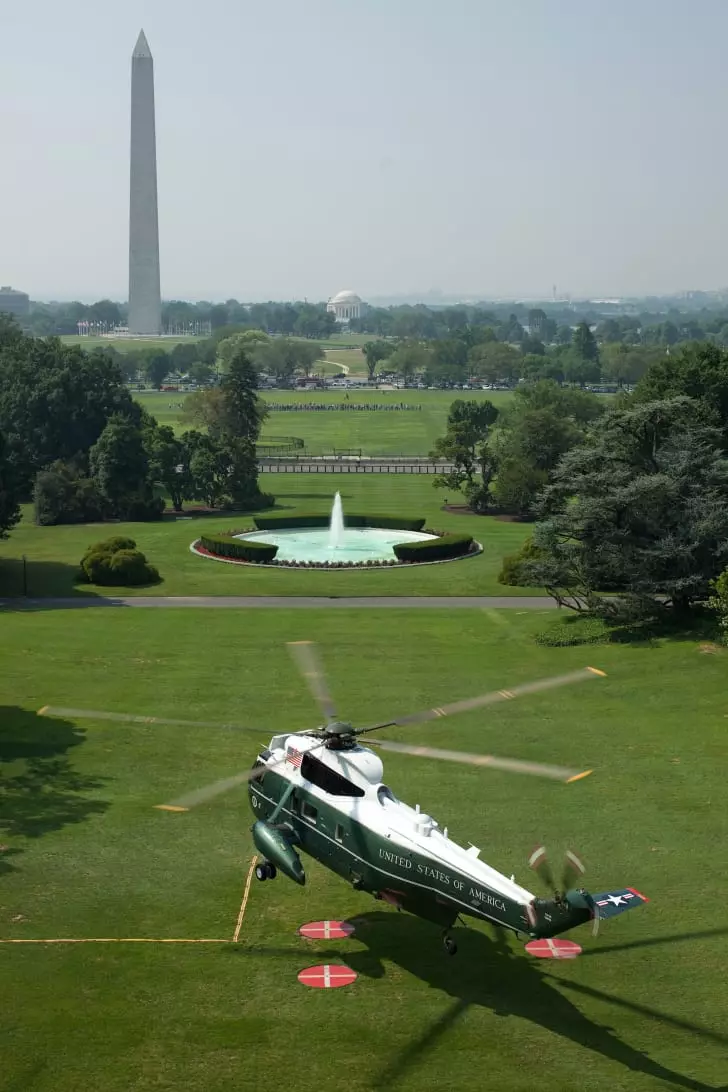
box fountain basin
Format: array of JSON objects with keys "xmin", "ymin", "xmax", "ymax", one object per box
[{"xmin": 235, "ymin": 527, "xmax": 437, "ymax": 564}]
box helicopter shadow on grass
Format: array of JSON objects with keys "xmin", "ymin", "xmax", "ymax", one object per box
[
  {"xmin": 343, "ymin": 911, "xmax": 727, "ymax": 1092},
  {"xmin": 0, "ymin": 707, "xmax": 110, "ymax": 874}
]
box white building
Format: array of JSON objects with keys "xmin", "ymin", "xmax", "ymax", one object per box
[{"xmin": 327, "ymin": 289, "xmax": 363, "ymax": 323}]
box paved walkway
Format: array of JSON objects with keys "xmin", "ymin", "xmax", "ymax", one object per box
[{"xmin": 0, "ymin": 595, "xmax": 559, "ymax": 610}]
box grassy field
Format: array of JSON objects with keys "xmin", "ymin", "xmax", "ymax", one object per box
[
  {"xmin": 60, "ymin": 336, "xmax": 205, "ymax": 353},
  {"xmin": 136, "ymin": 388, "xmax": 515, "ymax": 454},
  {"xmin": 1, "ymin": 607, "xmax": 726, "ymax": 1091},
  {"xmin": 0, "ymin": 477, "xmax": 533, "ymax": 599}
]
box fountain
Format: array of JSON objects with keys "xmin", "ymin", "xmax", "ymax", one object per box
[
  {"xmin": 232, "ymin": 493, "xmax": 437, "ymax": 564},
  {"xmin": 329, "ymin": 491, "xmax": 345, "ymax": 550}
]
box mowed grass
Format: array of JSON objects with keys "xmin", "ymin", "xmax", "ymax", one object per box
[
  {"xmin": 60, "ymin": 336, "xmax": 204, "ymax": 353},
  {"xmin": 136, "ymin": 388, "xmax": 516, "ymax": 453},
  {"xmin": 0, "ymin": 476, "xmax": 533, "ymax": 599},
  {"xmin": 0, "ymin": 608, "xmax": 726, "ymax": 1091}
]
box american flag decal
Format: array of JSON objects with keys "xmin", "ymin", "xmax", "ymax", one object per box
[{"xmin": 287, "ymin": 747, "xmax": 303, "ymax": 769}]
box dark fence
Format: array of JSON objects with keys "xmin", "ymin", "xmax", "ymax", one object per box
[{"xmin": 258, "ymin": 457, "xmax": 454, "ymax": 475}]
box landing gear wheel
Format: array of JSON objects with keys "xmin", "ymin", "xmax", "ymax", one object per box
[
  {"xmin": 255, "ymin": 863, "xmax": 268, "ymax": 882},
  {"xmin": 265, "ymin": 862, "xmax": 277, "ymax": 880},
  {"xmin": 442, "ymin": 933, "xmax": 458, "ymax": 956}
]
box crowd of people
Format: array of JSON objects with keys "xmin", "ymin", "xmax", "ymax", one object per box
[{"xmin": 266, "ymin": 402, "xmax": 422, "ymax": 412}]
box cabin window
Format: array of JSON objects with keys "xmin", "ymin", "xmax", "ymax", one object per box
[
  {"xmin": 300, "ymin": 752, "xmax": 365, "ymax": 798},
  {"xmin": 335, "ymin": 824, "xmax": 344, "ymax": 843},
  {"xmin": 301, "ymin": 800, "xmax": 318, "ymax": 823}
]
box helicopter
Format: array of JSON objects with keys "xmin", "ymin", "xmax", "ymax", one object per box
[{"xmin": 41, "ymin": 642, "xmax": 648, "ymax": 957}]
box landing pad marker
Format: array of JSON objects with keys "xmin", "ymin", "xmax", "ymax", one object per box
[
  {"xmin": 525, "ymin": 938, "xmax": 582, "ymax": 959},
  {"xmin": 298, "ymin": 963, "xmax": 357, "ymax": 989},
  {"xmin": 298, "ymin": 920, "xmax": 355, "ymax": 940}
]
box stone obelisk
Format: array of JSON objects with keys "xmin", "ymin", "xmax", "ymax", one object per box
[{"xmin": 128, "ymin": 30, "xmax": 161, "ymax": 335}]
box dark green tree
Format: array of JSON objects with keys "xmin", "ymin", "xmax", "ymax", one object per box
[
  {"xmin": 0, "ymin": 430, "xmax": 21, "ymax": 538},
  {"xmin": 144, "ymin": 351, "xmax": 170, "ymax": 389},
  {"xmin": 362, "ymin": 340, "xmax": 393, "ymax": 382},
  {"xmin": 89, "ymin": 416, "xmax": 162, "ymax": 520},
  {"xmin": 145, "ymin": 425, "xmax": 194, "ymax": 513},
  {"xmin": 0, "ymin": 335, "xmax": 141, "ymax": 493},
  {"xmin": 633, "ymin": 341, "xmax": 728, "ymax": 441},
  {"xmin": 572, "ymin": 321, "xmax": 599, "ymax": 363},
  {"xmin": 524, "ymin": 397, "xmax": 728, "ymax": 616},
  {"xmin": 431, "ymin": 399, "xmax": 499, "ymax": 512},
  {"xmin": 217, "ymin": 349, "xmax": 272, "ymax": 508}
]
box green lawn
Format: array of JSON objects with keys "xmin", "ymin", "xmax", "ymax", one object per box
[
  {"xmin": 60, "ymin": 336, "xmax": 204, "ymax": 353},
  {"xmin": 136, "ymin": 388, "xmax": 516, "ymax": 453},
  {"xmin": 1, "ymin": 608, "xmax": 725, "ymax": 1091},
  {"xmin": 0, "ymin": 477, "xmax": 533, "ymax": 599}
]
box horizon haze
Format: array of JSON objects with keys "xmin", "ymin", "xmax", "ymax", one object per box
[{"xmin": 2, "ymin": 0, "xmax": 728, "ymax": 303}]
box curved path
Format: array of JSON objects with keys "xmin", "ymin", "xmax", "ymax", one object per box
[{"xmin": 0, "ymin": 595, "xmax": 559, "ymax": 610}]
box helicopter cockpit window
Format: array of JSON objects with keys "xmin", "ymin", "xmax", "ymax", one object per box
[{"xmin": 300, "ymin": 753, "xmax": 365, "ymax": 798}]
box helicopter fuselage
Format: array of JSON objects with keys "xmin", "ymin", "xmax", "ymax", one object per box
[{"xmin": 247, "ymin": 734, "xmax": 592, "ymax": 940}]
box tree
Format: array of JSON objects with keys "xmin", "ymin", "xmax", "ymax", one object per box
[
  {"xmin": 468, "ymin": 342, "xmax": 520, "ymax": 386},
  {"xmin": 144, "ymin": 351, "xmax": 170, "ymax": 389},
  {"xmin": 387, "ymin": 343, "xmax": 431, "ymax": 386},
  {"xmin": 217, "ymin": 330, "xmax": 270, "ymax": 371},
  {"xmin": 362, "ymin": 340, "xmax": 393, "ymax": 382},
  {"xmin": 709, "ymin": 568, "xmax": 728, "ymax": 643},
  {"xmin": 33, "ymin": 459, "xmax": 104, "ymax": 526},
  {"xmin": 187, "ymin": 435, "xmax": 230, "ymax": 508},
  {"xmin": 181, "ymin": 387, "xmax": 226, "ymax": 431},
  {"xmin": 145, "ymin": 425, "xmax": 194, "ymax": 513},
  {"xmin": 187, "ymin": 359, "xmax": 214, "ymax": 386},
  {"xmin": 431, "ymin": 399, "xmax": 499, "ymax": 511},
  {"xmin": 572, "ymin": 321, "xmax": 599, "ymax": 363},
  {"xmin": 217, "ymin": 349, "xmax": 272, "ymax": 508},
  {"xmin": 490, "ymin": 382, "xmax": 602, "ymax": 516},
  {"xmin": 0, "ymin": 334, "xmax": 142, "ymax": 494},
  {"xmin": 89, "ymin": 416, "xmax": 162, "ymax": 520},
  {"xmin": 633, "ymin": 341, "xmax": 728, "ymax": 441},
  {"xmin": 0, "ymin": 430, "xmax": 20, "ymax": 538},
  {"xmin": 525, "ymin": 397, "xmax": 728, "ymax": 617}
]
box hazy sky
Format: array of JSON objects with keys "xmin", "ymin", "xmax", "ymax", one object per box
[{"xmin": 3, "ymin": 0, "xmax": 728, "ymax": 302}]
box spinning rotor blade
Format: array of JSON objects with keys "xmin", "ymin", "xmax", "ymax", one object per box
[
  {"xmin": 562, "ymin": 848, "xmax": 586, "ymax": 890},
  {"xmin": 38, "ymin": 706, "xmax": 261, "ymax": 734},
  {"xmin": 287, "ymin": 641, "xmax": 337, "ymax": 722},
  {"xmin": 369, "ymin": 741, "xmax": 592, "ymax": 783},
  {"xmin": 155, "ymin": 736, "xmax": 330, "ymax": 812},
  {"xmin": 357, "ymin": 666, "xmax": 606, "ymax": 735},
  {"xmin": 529, "ymin": 845, "xmax": 558, "ymax": 896}
]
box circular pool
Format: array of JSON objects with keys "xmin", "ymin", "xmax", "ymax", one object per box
[{"xmin": 235, "ymin": 527, "xmax": 437, "ymax": 564}]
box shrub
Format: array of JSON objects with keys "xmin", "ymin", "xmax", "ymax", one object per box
[
  {"xmin": 253, "ymin": 512, "xmax": 426, "ymax": 531},
  {"xmin": 533, "ymin": 616, "xmax": 611, "ymax": 647},
  {"xmin": 221, "ymin": 489, "xmax": 276, "ymax": 513},
  {"xmin": 393, "ymin": 533, "xmax": 474, "ymax": 562},
  {"xmin": 199, "ymin": 533, "xmax": 278, "ymax": 563},
  {"xmin": 80, "ymin": 536, "xmax": 160, "ymax": 586},
  {"xmin": 498, "ymin": 536, "xmax": 543, "ymax": 586},
  {"xmin": 34, "ymin": 462, "xmax": 105, "ymax": 526},
  {"xmin": 709, "ymin": 568, "xmax": 728, "ymax": 644}
]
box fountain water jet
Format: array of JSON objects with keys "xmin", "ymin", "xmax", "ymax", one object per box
[{"xmin": 329, "ymin": 491, "xmax": 345, "ymax": 550}]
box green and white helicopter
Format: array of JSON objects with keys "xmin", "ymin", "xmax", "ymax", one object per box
[{"xmin": 43, "ymin": 642, "xmax": 648, "ymax": 957}]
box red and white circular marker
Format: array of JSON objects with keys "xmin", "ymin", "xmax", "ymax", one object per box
[
  {"xmin": 297, "ymin": 964, "xmax": 358, "ymax": 989},
  {"xmin": 525, "ymin": 938, "xmax": 582, "ymax": 959},
  {"xmin": 298, "ymin": 920, "xmax": 355, "ymax": 940}
]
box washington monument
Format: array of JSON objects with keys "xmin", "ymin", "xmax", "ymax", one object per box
[{"xmin": 128, "ymin": 30, "xmax": 161, "ymax": 335}]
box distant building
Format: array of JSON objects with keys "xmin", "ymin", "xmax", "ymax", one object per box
[
  {"xmin": 0, "ymin": 286, "xmax": 29, "ymax": 318},
  {"xmin": 327, "ymin": 290, "xmax": 364, "ymax": 323}
]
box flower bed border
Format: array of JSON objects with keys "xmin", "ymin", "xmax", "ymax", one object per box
[{"xmin": 190, "ymin": 530, "xmax": 482, "ymax": 569}]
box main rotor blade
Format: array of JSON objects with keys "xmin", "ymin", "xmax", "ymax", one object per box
[
  {"xmin": 154, "ymin": 770, "xmax": 259, "ymax": 812},
  {"xmin": 287, "ymin": 641, "xmax": 337, "ymax": 721},
  {"xmin": 368, "ymin": 740, "xmax": 592, "ymax": 783},
  {"xmin": 154, "ymin": 735, "xmax": 330, "ymax": 812},
  {"xmin": 357, "ymin": 666, "xmax": 606, "ymax": 735},
  {"xmin": 38, "ymin": 706, "xmax": 261, "ymax": 734}
]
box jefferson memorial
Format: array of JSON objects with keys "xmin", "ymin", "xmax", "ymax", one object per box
[{"xmin": 327, "ymin": 289, "xmax": 364, "ymax": 323}]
